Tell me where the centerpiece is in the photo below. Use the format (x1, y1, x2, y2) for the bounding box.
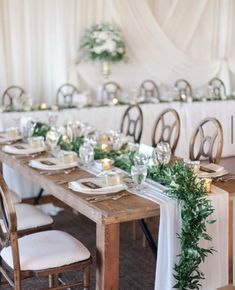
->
(79, 22, 127, 81)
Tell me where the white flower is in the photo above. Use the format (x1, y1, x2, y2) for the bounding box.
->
(117, 47, 124, 54)
(104, 40, 117, 53)
(98, 32, 109, 40)
(92, 46, 103, 54)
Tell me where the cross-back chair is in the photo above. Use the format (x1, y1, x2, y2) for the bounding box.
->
(174, 79, 193, 100)
(139, 80, 160, 101)
(0, 174, 92, 290)
(209, 77, 226, 99)
(56, 83, 79, 107)
(2, 86, 26, 107)
(101, 81, 122, 104)
(152, 108, 180, 155)
(189, 117, 223, 164)
(120, 104, 143, 144)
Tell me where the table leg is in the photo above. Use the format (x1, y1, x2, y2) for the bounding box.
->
(229, 197, 234, 283)
(96, 223, 120, 290)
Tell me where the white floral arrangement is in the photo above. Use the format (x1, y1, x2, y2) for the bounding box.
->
(80, 23, 127, 63)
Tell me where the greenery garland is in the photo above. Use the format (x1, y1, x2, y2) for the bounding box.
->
(32, 123, 215, 289)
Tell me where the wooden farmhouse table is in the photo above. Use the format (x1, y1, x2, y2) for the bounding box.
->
(0, 149, 160, 290)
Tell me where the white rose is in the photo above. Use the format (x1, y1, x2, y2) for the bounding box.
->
(93, 46, 103, 54)
(105, 40, 116, 53)
(98, 32, 108, 40)
(117, 47, 124, 54)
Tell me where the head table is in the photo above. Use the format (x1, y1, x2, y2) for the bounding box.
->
(0, 144, 230, 290)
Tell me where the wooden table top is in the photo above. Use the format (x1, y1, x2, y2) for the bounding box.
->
(0, 149, 160, 225)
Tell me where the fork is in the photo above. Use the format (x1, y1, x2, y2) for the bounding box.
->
(41, 167, 77, 176)
(88, 192, 128, 203)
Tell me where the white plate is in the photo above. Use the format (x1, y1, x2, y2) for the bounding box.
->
(29, 157, 78, 171)
(198, 169, 228, 178)
(68, 177, 127, 194)
(2, 143, 45, 155)
(0, 133, 22, 144)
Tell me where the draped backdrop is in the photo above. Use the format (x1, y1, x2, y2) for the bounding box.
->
(0, 0, 235, 104)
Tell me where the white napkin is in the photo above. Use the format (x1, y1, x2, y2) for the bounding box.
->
(29, 157, 77, 171)
(198, 163, 228, 178)
(68, 177, 127, 194)
(2, 144, 45, 155)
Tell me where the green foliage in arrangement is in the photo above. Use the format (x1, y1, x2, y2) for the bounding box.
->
(148, 162, 215, 290)
(32, 122, 215, 289)
(31, 122, 51, 138)
(80, 23, 127, 63)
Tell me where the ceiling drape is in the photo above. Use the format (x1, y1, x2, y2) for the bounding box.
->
(0, 0, 235, 104)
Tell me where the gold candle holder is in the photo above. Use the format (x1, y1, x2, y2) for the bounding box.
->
(101, 158, 112, 171)
(203, 178, 212, 193)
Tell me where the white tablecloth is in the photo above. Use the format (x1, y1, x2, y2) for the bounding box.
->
(1, 100, 234, 198)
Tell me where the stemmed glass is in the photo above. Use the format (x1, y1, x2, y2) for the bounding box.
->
(46, 127, 61, 157)
(109, 130, 122, 150)
(133, 153, 149, 166)
(79, 141, 94, 167)
(131, 165, 148, 191)
(152, 142, 171, 167)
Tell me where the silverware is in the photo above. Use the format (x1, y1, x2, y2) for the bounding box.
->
(87, 192, 128, 203)
(40, 167, 77, 176)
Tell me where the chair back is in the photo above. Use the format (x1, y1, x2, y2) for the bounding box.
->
(152, 109, 180, 154)
(0, 174, 21, 288)
(139, 80, 160, 100)
(56, 83, 79, 107)
(101, 82, 122, 103)
(2, 86, 25, 106)
(174, 79, 192, 100)
(120, 104, 143, 143)
(209, 77, 226, 99)
(189, 117, 223, 163)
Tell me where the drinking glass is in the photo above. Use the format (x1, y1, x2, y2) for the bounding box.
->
(79, 141, 94, 166)
(109, 130, 122, 150)
(46, 127, 60, 156)
(131, 165, 147, 191)
(134, 153, 149, 166)
(153, 142, 171, 166)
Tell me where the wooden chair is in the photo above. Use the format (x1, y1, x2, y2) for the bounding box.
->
(120, 104, 143, 144)
(0, 174, 92, 290)
(101, 81, 122, 104)
(139, 80, 160, 101)
(209, 77, 226, 99)
(152, 108, 180, 155)
(174, 79, 193, 100)
(189, 117, 223, 164)
(2, 86, 26, 106)
(56, 83, 79, 107)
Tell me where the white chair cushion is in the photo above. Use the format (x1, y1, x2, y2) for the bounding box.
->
(15, 203, 53, 231)
(1, 230, 91, 271)
(10, 190, 22, 204)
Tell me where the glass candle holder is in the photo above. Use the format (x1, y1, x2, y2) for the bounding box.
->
(203, 178, 212, 193)
(101, 158, 112, 171)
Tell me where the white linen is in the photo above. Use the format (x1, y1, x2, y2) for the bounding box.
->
(1, 230, 90, 271)
(2, 143, 45, 155)
(15, 203, 53, 231)
(1, 1, 235, 104)
(29, 157, 78, 171)
(68, 177, 127, 194)
(131, 182, 228, 290)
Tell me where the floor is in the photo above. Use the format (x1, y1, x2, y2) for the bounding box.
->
(1, 197, 158, 290)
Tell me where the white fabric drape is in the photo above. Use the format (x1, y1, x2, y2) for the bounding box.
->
(0, 0, 235, 103)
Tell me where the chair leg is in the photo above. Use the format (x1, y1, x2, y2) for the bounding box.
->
(48, 275, 53, 288)
(83, 266, 90, 290)
(132, 221, 137, 240)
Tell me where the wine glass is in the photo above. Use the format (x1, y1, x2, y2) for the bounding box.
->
(134, 153, 149, 166)
(79, 141, 94, 167)
(131, 165, 147, 191)
(46, 127, 60, 156)
(109, 130, 122, 150)
(153, 142, 171, 166)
